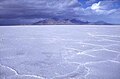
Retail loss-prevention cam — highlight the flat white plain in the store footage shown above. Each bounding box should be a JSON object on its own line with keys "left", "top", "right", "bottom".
{"left": 0, "top": 25, "right": 120, "bottom": 79}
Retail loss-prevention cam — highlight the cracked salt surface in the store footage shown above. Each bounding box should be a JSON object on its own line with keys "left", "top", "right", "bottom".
{"left": 0, "top": 25, "right": 120, "bottom": 79}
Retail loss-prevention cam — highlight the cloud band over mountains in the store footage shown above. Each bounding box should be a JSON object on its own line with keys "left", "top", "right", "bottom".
{"left": 0, "top": 0, "right": 120, "bottom": 24}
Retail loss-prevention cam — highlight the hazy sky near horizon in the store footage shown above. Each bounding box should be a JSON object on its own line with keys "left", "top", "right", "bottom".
{"left": 0, "top": 0, "right": 120, "bottom": 24}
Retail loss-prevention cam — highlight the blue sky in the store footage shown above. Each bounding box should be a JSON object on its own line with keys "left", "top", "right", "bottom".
{"left": 0, "top": 0, "right": 120, "bottom": 24}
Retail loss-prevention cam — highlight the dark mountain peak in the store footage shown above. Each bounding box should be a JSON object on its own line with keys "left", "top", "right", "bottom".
{"left": 33, "top": 18, "right": 74, "bottom": 25}
{"left": 33, "top": 18, "right": 113, "bottom": 25}
{"left": 70, "top": 19, "right": 89, "bottom": 24}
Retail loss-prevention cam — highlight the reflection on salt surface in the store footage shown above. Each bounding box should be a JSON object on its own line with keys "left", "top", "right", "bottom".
{"left": 0, "top": 25, "right": 120, "bottom": 79}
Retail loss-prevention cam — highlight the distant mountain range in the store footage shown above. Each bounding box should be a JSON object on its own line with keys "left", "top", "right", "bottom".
{"left": 33, "top": 18, "right": 112, "bottom": 25}
{"left": 90, "top": 21, "right": 113, "bottom": 25}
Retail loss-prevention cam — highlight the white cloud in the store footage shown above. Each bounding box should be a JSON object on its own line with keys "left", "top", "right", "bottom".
{"left": 89, "top": 1, "right": 117, "bottom": 15}
{"left": 91, "top": 2, "right": 101, "bottom": 10}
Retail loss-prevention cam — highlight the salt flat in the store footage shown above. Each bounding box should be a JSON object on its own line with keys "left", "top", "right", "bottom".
{"left": 0, "top": 25, "right": 120, "bottom": 79}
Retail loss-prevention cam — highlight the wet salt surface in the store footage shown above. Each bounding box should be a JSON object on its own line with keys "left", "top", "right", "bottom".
{"left": 0, "top": 25, "right": 120, "bottom": 79}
